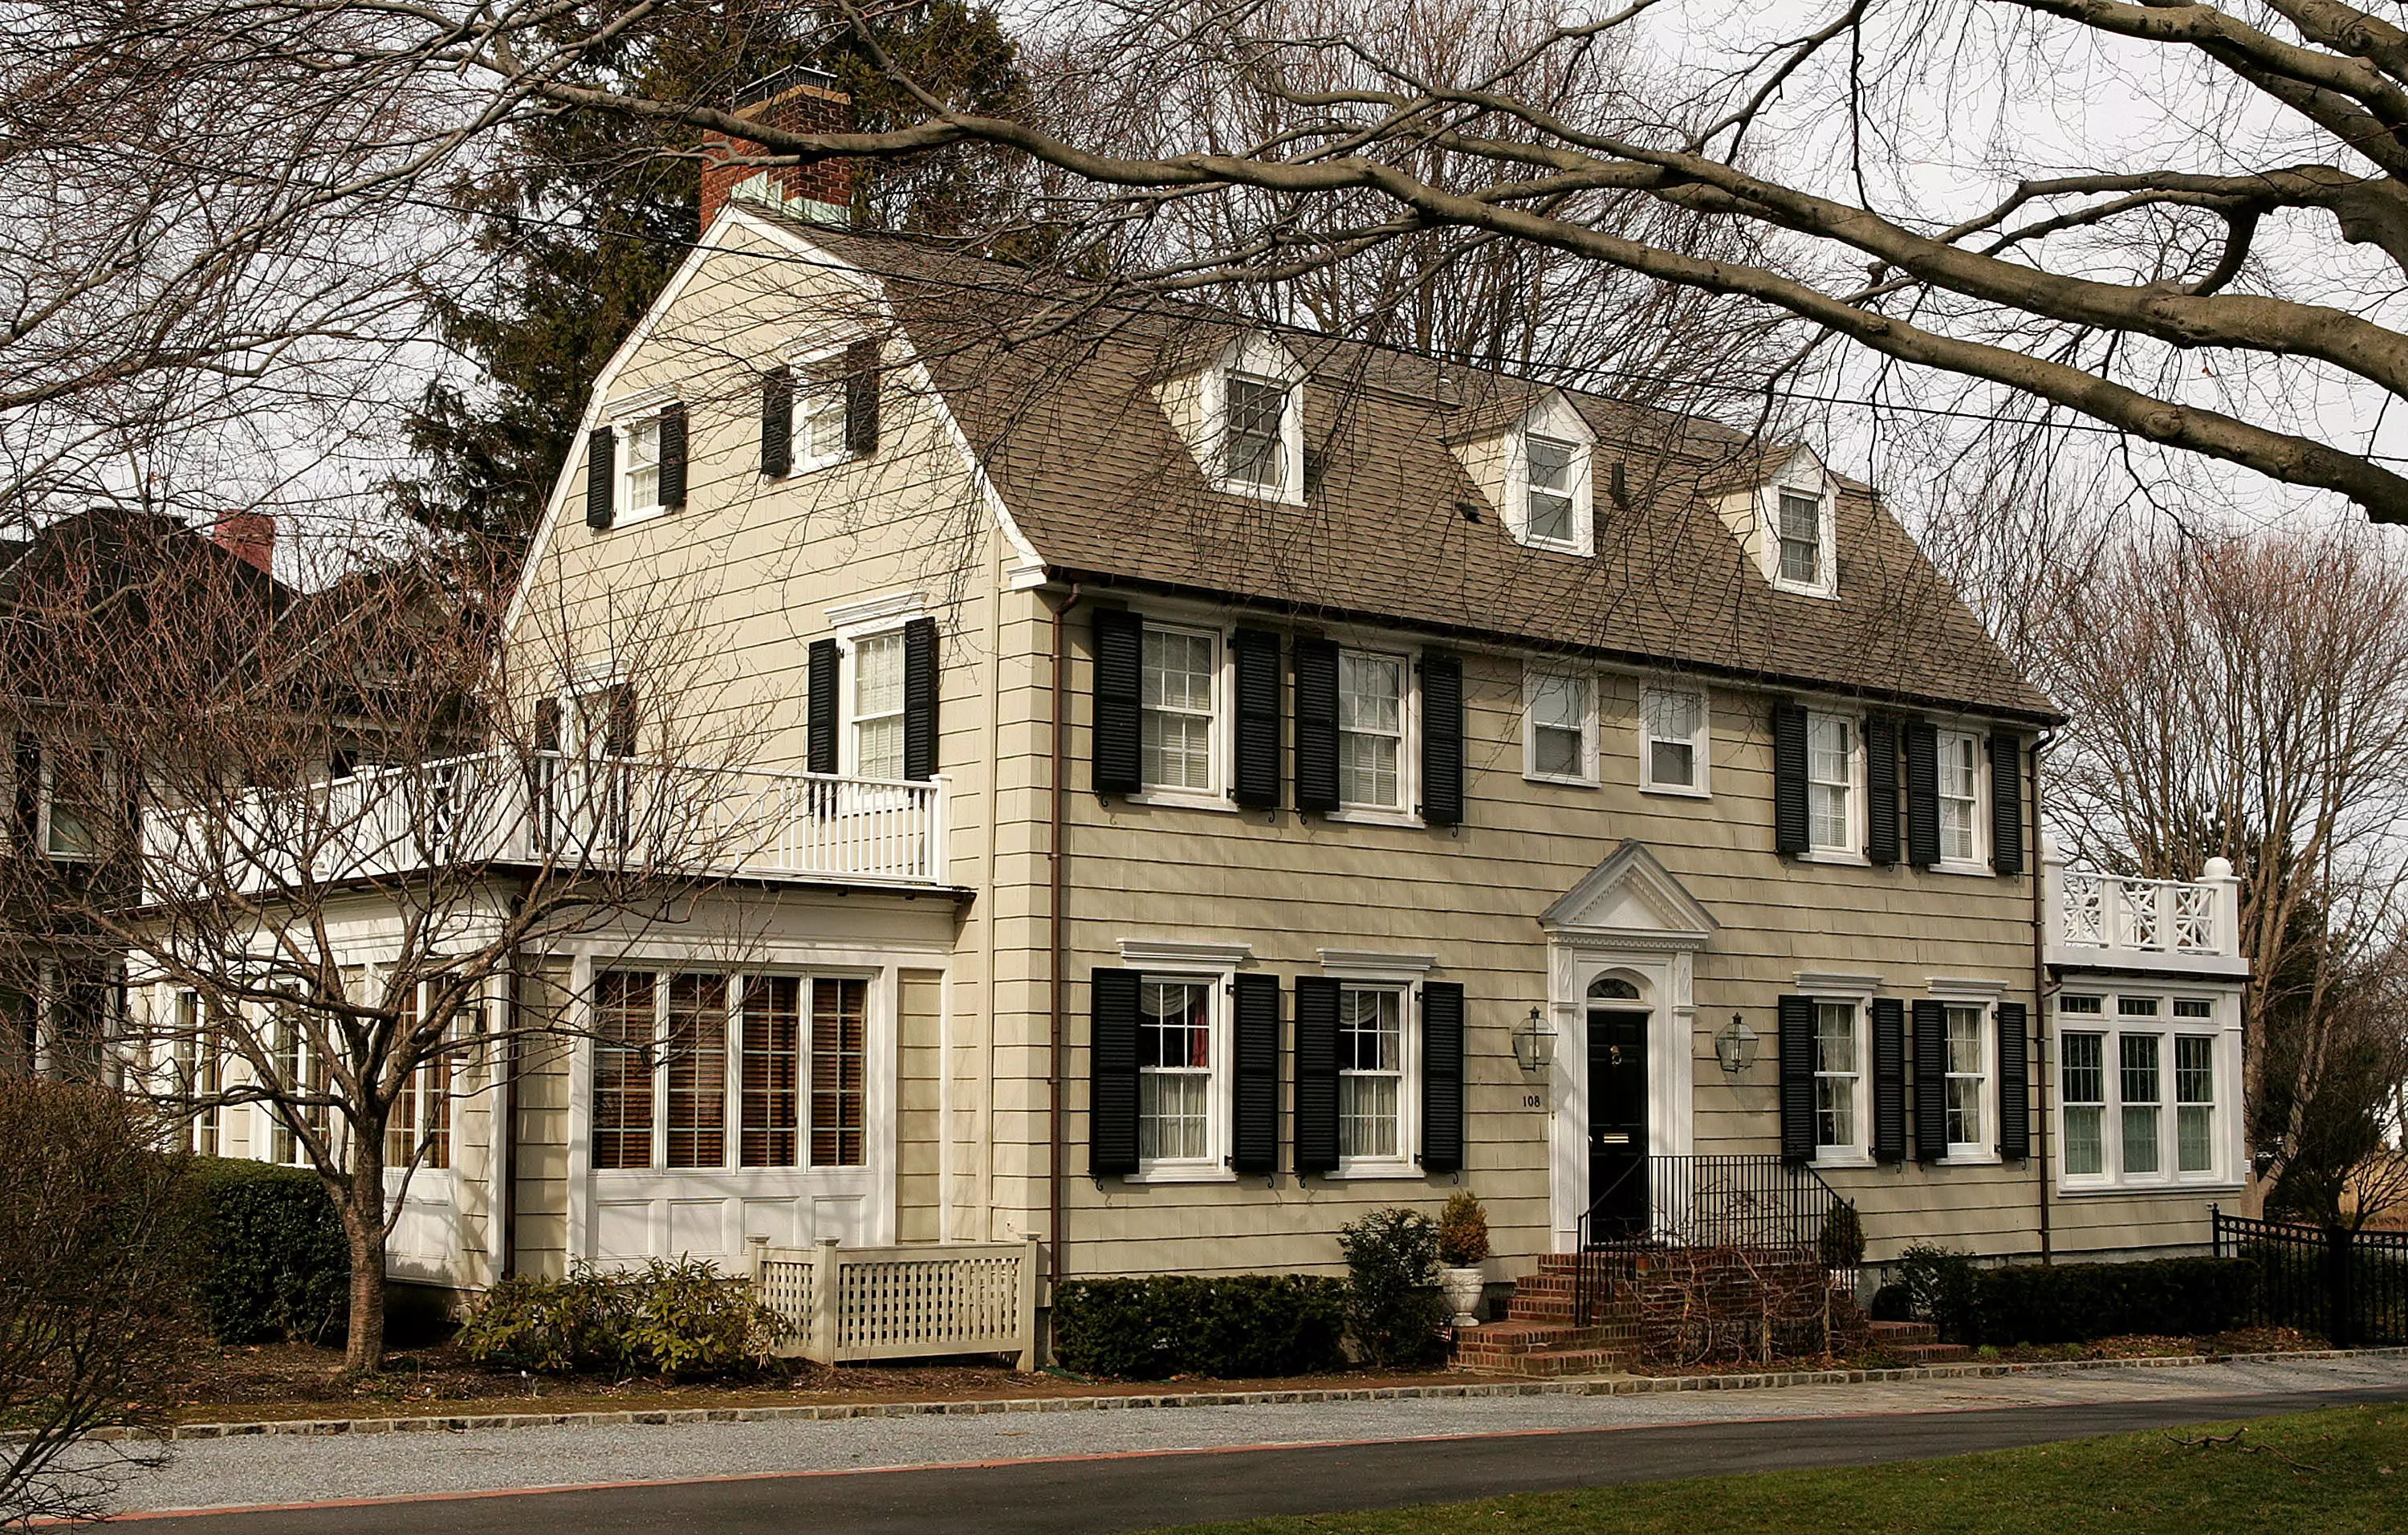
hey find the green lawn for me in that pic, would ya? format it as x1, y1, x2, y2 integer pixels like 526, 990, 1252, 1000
1158, 1407, 2407, 1535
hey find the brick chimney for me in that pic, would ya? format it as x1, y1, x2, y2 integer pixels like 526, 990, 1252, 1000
212, 511, 275, 576
700, 68, 856, 230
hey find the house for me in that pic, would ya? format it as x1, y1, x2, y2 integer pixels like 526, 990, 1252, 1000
137, 80, 2250, 1341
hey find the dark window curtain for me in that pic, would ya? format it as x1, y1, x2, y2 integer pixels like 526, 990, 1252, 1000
1294, 975, 1339, 1174
1419, 651, 1463, 825
1232, 972, 1280, 1173
1865, 715, 1901, 865
1913, 999, 1948, 1162
1771, 702, 1809, 855
1778, 994, 1815, 1164
807, 639, 839, 776
585, 426, 615, 529
1294, 637, 1340, 813
1232, 627, 1283, 808
1991, 732, 2027, 875
1089, 969, 1140, 1177
1997, 1001, 2032, 1159
1904, 721, 1940, 867
1420, 981, 1466, 1172
1872, 996, 1906, 1162
658, 403, 688, 509
1091, 608, 1143, 796
902, 617, 938, 781
760, 368, 794, 477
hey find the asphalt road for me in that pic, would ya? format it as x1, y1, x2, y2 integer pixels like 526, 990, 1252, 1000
112, 1381, 2408, 1535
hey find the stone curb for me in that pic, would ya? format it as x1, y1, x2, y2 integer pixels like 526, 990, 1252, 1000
87, 1345, 2408, 1443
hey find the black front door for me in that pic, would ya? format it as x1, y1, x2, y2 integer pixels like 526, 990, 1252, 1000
1587, 1009, 1649, 1240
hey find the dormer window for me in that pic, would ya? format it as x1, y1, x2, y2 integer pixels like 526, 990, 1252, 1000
1446, 391, 1594, 555
1526, 437, 1580, 546
1222, 372, 1289, 492
1777, 489, 1822, 585
1149, 332, 1305, 503
1710, 446, 1841, 598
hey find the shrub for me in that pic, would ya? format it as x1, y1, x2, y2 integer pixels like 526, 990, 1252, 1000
1340, 1207, 1447, 1366
1818, 1203, 1866, 1269
1436, 1192, 1491, 1267
1974, 1257, 2258, 1346
1896, 1244, 1981, 1343
1051, 1274, 1348, 1378
456, 1259, 784, 1378
1869, 1281, 1915, 1322
185, 1157, 348, 1345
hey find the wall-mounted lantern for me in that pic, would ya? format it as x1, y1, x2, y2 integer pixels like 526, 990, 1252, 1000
1513, 1005, 1556, 1074
1714, 1012, 1759, 1076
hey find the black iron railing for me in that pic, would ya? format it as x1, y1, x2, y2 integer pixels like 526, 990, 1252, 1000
1572, 1154, 1856, 1325
2215, 1207, 2408, 1348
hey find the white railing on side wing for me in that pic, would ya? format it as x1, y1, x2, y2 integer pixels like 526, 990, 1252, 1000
2044, 843, 2241, 963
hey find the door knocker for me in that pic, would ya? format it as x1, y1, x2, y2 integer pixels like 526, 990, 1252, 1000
1608, 1043, 1625, 1066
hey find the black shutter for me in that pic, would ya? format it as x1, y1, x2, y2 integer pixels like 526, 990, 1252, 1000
902, 617, 938, 781
603, 684, 638, 757
761, 367, 794, 477
1778, 994, 1815, 1165
1913, 999, 1948, 1162
807, 638, 839, 776
1294, 637, 1340, 813
657, 403, 688, 509
532, 698, 562, 754
1997, 1001, 2031, 1160
844, 339, 881, 458
13, 735, 39, 845
1421, 981, 1466, 1174
1865, 715, 1901, 866
1090, 607, 1143, 796
1872, 996, 1906, 1163
1232, 627, 1283, 809
1991, 732, 2026, 875
585, 426, 615, 530
1090, 969, 1140, 1177
1294, 975, 1340, 1174
1904, 720, 1941, 868
1419, 651, 1464, 826
1771, 701, 1809, 855
1232, 972, 1280, 1174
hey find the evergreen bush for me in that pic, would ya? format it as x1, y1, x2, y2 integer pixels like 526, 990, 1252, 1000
455, 1259, 784, 1378
184, 1157, 348, 1345
1974, 1256, 2257, 1346
1051, 1274, 1348, 1378
1340, 1207, 1448, 1366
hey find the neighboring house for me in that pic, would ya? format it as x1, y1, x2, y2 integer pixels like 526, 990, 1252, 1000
145, 98, 2247, 1319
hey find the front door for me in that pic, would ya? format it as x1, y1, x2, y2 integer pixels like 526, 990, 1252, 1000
1586, 1009, 1649, 1240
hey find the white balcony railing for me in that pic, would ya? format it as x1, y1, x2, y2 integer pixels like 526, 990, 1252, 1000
141, 751, 950, 899
2043, 838, 2246, 977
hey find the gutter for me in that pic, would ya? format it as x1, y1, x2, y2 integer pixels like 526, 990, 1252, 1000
498, 884, 526, 1281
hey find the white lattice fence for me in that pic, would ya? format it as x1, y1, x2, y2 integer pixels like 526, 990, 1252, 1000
750, 1238, 1039, 1370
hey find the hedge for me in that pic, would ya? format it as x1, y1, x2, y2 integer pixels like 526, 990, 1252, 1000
1972, 1256, 2257, 1346
1052, 1274, 1348, 1378
185, 1156, 350, 1344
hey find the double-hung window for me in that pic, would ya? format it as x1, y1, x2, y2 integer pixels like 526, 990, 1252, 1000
2119, 1028, 2162, 1177
1777, 490, 1823, 585
2056, 992, 2229, 1187
1524, 436, 1580, 547
1337, 985, 1407, 1166
1337, 649, 1407, 811
1222, 373, 1288, 493
1937, 730, 1984, 865
796, 372, 851, 472
1812, 1000, 1864, 1157
1526, 671, 1593, 783
1141, 625, 1218, 794
173, 989, 220, 1157
1137, 978, 1215, 1166
2059, 1003, 2107, 1179
1943, 1004, 1987, 1154
1806, 712, 1857, 853
384, 985, 457, 1173
2176, 1030, 2216, 1174
851, 631, 907, 780
1641, 686, 1709, 795
620, 415, 662, 516
38, 746, 109, 861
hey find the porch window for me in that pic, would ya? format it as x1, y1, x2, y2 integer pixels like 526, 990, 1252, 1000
1812, 1000, 1861, 1154
1137, 979, 1214, 1164
1337, 649, 1406, 810
2060, 1028, 2105, 1178
592, 971, 657, 1171
2176, 1034, 2215, 1174
266, 1000, 326, 1168
2119, 1032, 2162, 1176
384, 985, 455, 1172
740, 976, 800, 1167
173, 989, 220, 1158
665, 974, 729, 1169
1337, 985, 1406, 1163
809, 977, 868, 1167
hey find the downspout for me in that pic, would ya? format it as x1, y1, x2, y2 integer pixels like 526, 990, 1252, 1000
2029, 729, 2057, 1264
1047, 582, 1080, 1303
498, 883, 527, 1281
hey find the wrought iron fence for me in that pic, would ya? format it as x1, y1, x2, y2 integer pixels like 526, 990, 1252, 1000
2213, 1207, 2408, 1348
1572, 1154, 1856, 1325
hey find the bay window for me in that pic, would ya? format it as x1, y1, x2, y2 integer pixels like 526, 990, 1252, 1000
2056, 991, 2235, 1189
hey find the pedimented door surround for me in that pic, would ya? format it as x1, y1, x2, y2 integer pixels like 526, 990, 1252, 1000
1539, 841, 1716, 1251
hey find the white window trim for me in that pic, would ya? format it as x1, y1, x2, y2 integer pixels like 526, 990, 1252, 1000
787, 341, 863, 476
1332, 975, 1420, 1179
1523, 667, 1599, 787
603, 389, 677, 530
1510, 430, 1595, 556
1933, 725, 1992, 877
1808, 994, 1874, 1169
1326, 642, 1421, 825
1638, 683, 1712, 799
2052, 990, 2245, 1195
36, 748, 112, 863
1125, 966, 1239, 1183
1128, 618, 1235, 809
1938, 999, 2000, 1166
1799, 708, 1868, 865
1763, 474, 1838, 600
827, 597, 928, 783
1204, 336, 1305, 505
844, 629, 909, 781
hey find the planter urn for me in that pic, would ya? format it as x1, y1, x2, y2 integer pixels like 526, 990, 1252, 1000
1441, 1264, 1487, 1329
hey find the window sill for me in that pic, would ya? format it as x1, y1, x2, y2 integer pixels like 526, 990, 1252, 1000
2054, 1177, 2245, 1198
1323, 807, 1424, 829
1523, 770, 1599, 790
599, 503, 670, 531
1210, 477, 1304, 507
1770, 576, 1839, 601
791, 451, 867, 478
1639, 780, 1710, 800
1121, 1166, 1240, 1186
1796, 849, 1870, 867
1933, 861, 1995, 879
1124, 788, 1244, 815
1330, 1162, 1424, 1180
1941, 1150, 2002, 1167
1811, 1152, 1877, 1171
1508, 534, 1593, 558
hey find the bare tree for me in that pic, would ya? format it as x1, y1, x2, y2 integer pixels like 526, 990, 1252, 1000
0, 515, 775, 1370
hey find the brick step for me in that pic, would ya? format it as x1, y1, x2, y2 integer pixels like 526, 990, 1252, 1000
1454, 1320, 1621, 1352
1458, 1346, 1633, 1378
1868, 1319, 1939, 1346
1891, 1342, 1972, 1363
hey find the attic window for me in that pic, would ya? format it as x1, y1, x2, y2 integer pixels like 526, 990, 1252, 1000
1509, 425, 1592, 556
1777, 491, 1821, 584
1766, 474, 1837, 597
1222, 372, 1288, 493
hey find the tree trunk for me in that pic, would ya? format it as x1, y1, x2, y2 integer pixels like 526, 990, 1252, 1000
338, 1162, 389, 1374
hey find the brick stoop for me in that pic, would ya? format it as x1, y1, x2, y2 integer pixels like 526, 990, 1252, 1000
1452, 1256, 1638, 1378
1869, 1318, 1971, 1364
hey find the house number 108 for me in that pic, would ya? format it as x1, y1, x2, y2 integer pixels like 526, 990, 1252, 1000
1522, 1093, 1544, 1109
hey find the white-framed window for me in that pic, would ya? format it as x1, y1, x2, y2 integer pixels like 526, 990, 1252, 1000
1641, 686, 1710, 796
1195, 335, 1304, 503
1137, 975, 1221, 1171
2055, 991, 2234, 1190
1523, 435, 1581, 548
1496, 396, 1596, 555
796, 369, 852, 473
37, 745, 112, 862
1937, 728, 1985, 867
1943, 1002, 1990, 1157
2060, 1016, 2106, 1179
1812, 999, 1865, 1160
1141, 625, 1220, 794
1337, 649, 1409, 812
1764, 475, 1836, 597
1777, 489, 1821, 585
1525, 670, 1595, 784
850, 630, 907, 780
1806, 711, 1859, 855
589, 968, 868, 1175
2176, 1030, 2216, 1174
265, 1000, 326, 1169
620, 414, 662, 518
2119, 1029, 2162, 1177
1222, 372, 1289, 493
384, 983, 466, 1174
1337, 983, 1411, 1169
173, 989, 221, 1158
